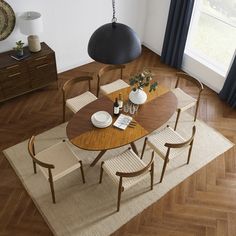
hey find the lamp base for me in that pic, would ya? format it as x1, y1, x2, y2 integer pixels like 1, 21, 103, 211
28, 35, 41, 52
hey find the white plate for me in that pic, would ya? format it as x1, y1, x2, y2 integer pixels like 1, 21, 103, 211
91, 111, 112, 128
91, 115, 112, 128
92, 111, 111, 124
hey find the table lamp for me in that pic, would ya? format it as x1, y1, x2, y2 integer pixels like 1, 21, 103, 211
19, 11, 43, 52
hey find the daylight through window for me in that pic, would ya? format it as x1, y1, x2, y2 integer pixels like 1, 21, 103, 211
186, 0, 236, 75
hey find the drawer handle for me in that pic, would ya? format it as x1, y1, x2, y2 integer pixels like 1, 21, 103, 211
35, 56, 47, 61
8, 72, 21, 78
36, 63, 49, 69
6, 65, 19, 70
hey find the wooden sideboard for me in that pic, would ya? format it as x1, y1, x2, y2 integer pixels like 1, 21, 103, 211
0, 42, 58, 102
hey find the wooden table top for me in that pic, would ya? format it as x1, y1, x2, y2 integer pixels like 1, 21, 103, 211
66, 85, 177, 151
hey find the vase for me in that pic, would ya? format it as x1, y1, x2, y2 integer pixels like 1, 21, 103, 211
16, 49, 24, 57
129, 89, 147, 105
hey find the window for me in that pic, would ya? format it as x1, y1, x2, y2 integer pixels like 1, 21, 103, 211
186, 0, 236, 75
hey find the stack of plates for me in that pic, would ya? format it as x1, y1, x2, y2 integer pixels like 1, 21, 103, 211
91, 111, 112, 128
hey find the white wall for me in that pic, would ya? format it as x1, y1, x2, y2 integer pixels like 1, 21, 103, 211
143, 0, 171, 55
0, 0, 147, 72
143, 0, 226, 93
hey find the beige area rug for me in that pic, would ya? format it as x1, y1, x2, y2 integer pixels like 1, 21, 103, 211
3, 113, 234, 236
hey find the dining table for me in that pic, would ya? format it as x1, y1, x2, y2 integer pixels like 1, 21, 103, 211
66, 85, 177, 166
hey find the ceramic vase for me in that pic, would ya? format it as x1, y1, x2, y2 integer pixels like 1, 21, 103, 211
129, 89, 147, 104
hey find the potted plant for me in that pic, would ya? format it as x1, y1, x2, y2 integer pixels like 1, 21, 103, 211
129, 70, 158, 104
13, 40, 24, 57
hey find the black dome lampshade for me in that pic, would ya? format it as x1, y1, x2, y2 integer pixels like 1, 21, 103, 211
87, 0, 142, 65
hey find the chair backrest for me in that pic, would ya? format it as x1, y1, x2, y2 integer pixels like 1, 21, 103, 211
28, 136, 54, 169
116, 151, 154, 178
175, 72, 204, 95
165, 126, 196, 149
62, 75, 93, 104
97, 64, 126, 96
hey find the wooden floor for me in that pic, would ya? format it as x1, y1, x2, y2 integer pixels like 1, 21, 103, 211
0, 47, 235, 236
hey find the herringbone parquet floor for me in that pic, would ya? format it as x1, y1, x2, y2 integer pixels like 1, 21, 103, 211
0, 47, 235, 236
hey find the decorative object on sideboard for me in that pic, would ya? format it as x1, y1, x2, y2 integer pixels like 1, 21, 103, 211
19, 11, 43, 52
129, 70, 158, 104
0, 0, 16, 40
13, 40, 24, 56
87, 0, 141, 65
11, 40, 31, 61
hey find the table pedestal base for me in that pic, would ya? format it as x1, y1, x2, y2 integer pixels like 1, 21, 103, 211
90, 150, 106, 167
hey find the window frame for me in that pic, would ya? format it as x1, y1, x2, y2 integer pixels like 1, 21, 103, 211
185, 0, 236, 77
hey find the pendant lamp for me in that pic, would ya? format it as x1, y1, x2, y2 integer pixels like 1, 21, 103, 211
87, 0, 142, 65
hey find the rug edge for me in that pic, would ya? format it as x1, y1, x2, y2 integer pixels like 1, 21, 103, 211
196, 117, 235, 147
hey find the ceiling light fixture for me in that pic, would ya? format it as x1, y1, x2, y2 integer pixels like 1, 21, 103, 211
87, 0, 142, 65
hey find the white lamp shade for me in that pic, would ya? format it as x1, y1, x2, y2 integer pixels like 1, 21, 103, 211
19, 11, 43, 35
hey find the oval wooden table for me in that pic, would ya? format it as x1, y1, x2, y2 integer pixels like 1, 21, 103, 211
66, 85, 177, 166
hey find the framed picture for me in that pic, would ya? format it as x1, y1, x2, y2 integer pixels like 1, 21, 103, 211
0, 0, 15, 40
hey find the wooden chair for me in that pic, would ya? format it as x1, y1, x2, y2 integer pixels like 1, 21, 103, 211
62, 75, 97, 122
97, 65, 129, 97
99, 148, 154, 212
141, 126, 196, 183
28, 136, 85, 203
172, 72, 204, 130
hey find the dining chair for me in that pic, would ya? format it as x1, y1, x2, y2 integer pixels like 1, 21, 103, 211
28, 136, 85, 203
99, 148, 154, 212
172, 72, 204, 130
97, 64, 129, 97
62, 75, 97, 122
141, 125, 196, 183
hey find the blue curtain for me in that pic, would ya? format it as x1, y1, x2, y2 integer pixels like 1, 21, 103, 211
161, 0, 195, 68
219, 56, 236, 108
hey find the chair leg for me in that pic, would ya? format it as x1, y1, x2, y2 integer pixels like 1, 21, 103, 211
63, 103, 66, 123
160, 157, 169, 183
194, 102, 200, 122
187, 141, 194, 164
117, 177, 123, 212
79, 161, 85, 183
56, 79, 59, 90
174, 109, 181, 131
33, 160, 37, 174
99, 162, 104, 183
150, 161, 154, 190
48, 169, 56, 203
97, 76, 100, 97
141, 137, 148, 159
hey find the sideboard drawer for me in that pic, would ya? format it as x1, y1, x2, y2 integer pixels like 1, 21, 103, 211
0, 66, 28, 82
28, 53, 55, 70
29, 62, 57, 88
1, 72, 30, 98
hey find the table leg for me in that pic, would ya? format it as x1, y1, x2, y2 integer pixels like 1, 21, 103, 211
90, 150, 107, 167
130, 142, 139, 156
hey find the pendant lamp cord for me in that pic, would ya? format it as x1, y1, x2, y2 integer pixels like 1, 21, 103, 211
112, 0, 117, 23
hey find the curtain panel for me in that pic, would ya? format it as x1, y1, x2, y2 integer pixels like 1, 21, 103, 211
219, 55, 236, 108
161, 0, 195, 68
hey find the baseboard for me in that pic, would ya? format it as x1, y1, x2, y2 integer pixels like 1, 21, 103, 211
58, 58, 94, 73
142, 43, 161, 56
